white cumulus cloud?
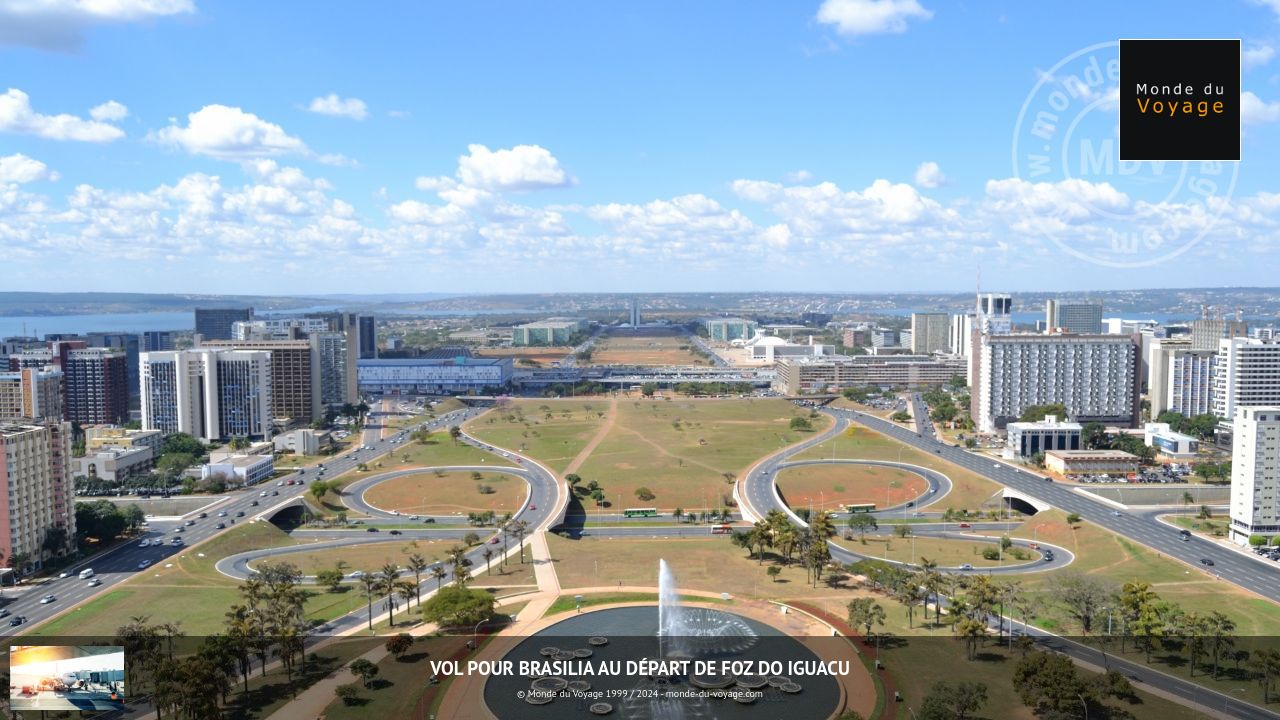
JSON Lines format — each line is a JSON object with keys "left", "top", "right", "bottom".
{"left": 0, "top": 0, "right": 195, "bottom": 51}
{"left": 90, "top": 100, "right": 129, "bottom": 122}
{"left": 0, "top": 154, "right": 59, "bottom": 184}
{"left": 456, "top": 144, "right": 574, "bottom": 192}
{"left": 816, "top": 0, "right": 932, "bottom": 36}
{"left": 152, "top": 105, "right": 308, "bottom": 159}
{"left": 1242, "top": 43, "right": 1275, "bottom": 70}
{"left": 1242, "top": 90, "right": 1280, "bottom": 126}
{"left": 306, "top": 93, "right": 368, "bottom": 120}
{"left": 914, "top": 161, "right": 946, "bottom": 188}
{"left": 0, "top": 88, "right": 125, "bottom": 142}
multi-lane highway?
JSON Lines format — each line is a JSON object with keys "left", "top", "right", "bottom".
{"left": 1, "top": 403, "right": 486, "bottom": 637}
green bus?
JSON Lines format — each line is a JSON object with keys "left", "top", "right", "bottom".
{"left": 623, "top": 507, "right": 658, "bottom": 518}
{"left": 845, "top": 503, "right": 876, "bottom": 514}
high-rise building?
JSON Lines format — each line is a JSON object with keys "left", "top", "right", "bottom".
{"left": 949, "top": 313, "right": 973, "bottom": 357}
{"left": 1147, "top": 339, "right": 1215, "bottom": 419}
{"left": 1213, "top": 337, "right": 1280, "bottom": 423}
{"left": 972, "top": 333, "right": 1140, "bottom": 431}
{"left": 305, "top": 312, "right": 360, "bottom": 404}
{"left": 1191, "top": 317, "right": 1248, "bottom": 351}
{"left": 0, "top": 421, "right": 75, "bottom": 572}
{"left": 358, "top": 315, "right": 377, "bottom": 359}
{"left": 312, "top": 331, "right": 349, "bottom": 407}
{"left": 1229, "top": 406, "right": 1280, "bottom": 545}
{"left": 910, "top": 313, "right": 950, "bottom": 355}
{"left": 195, "top": 307, "right": 254, "bottom": 341}
{"left": 142, "top": 330, "right": 175, "bottom": 352}
{"left": 870, "top": 329, "right": 898, "bottom": 348}
{"left": 0, "top": 368, "right": 63, "bottom": 422}
{"left": 62, "top": 347, "right": 129, "bottom": 425}
{"left": 969, "top": 292, "right": 1014, "bottom": 388}
{"left": 1045, "top": 300, "right": 1104, "bottom": 334}
{"left": 630, "top": 298, "right": 640, "bottom": 327}
{"left": 141, "top": 349, "right": 273, "bottom": 442}
{"left": 200, "top": 339, "right": 319, "bottom": 426}
{"left": 232, "top": 317, "right": 331, "bottom": 341}
{"left": 85, "top": 332, "right": 141, "bottom": 409}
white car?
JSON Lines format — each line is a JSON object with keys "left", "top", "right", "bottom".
{"left": 39, "top": 594, "right": 56, "bottom": 604}
{"left": 138, "top": 539, "right": 150, "bottom": 548}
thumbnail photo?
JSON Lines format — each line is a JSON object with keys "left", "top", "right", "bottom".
{"left": 9, "top": 645, "right": 126, "bottom": 713}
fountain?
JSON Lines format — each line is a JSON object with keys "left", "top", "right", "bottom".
{"left": 657, "top": 558, "right": 689, "bottom": 659}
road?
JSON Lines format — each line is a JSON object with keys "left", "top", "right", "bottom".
{"left": 688, "top": 334, "right": 730, "bottom": 367}
{"left": 1, "top": 402, "right": 485, "bottom": 637}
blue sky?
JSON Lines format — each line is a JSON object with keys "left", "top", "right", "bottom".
{"left": 2, "top": 0, "right": 1279, "bottom": 294}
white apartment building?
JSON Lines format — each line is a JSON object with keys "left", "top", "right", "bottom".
{"left": 1229, "top": 407, "right": 1280, "bottom": 545}
{"left": 0, "top": 422, "right": 75, "bottom": 573}
{"left": 1147, "top": 338, "right": 1215, "bottom": 418}
{"left": 140, "top": 349, "right": 274, "bottom": 442}
{"left": 972, "top": 334, "right": 1139, "bottom": 432}
{"left": 1212, "top": 338, "right": 1280, "bottom": 424}
{"left": 949, "top": 313, "right": 973, "bottom": 358}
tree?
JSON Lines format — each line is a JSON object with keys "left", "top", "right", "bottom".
{"left": 349, "top": 658, "right": 379, "bottom": 688}
{"left": 810, "top": 509, "right": 837, "bottom": 540}
{"left": 309, "top": 480, "right": 333, "bottom": 502}
{"left": 379, "top": 563, "right": 403, "bottom": 626}
{"left": 161, "top": 432, "right": 206, "bottom": 457}
{"left": 421, "top": 585, "right": 497, "bottom": 628}
{"left": 1081, "top": 422, "right": 1108, "bottom": 450}
{"left": 385, "top": 632, "right": 414, "bottom": 660}
{"left": 1012, "top": 651, "right": 1097, "bottom": 717}
{"left": 359, "top": 573, "right": 379, "bottom": 632}
{"left": 1052, "top": 573, "right": 1113, "bottom": 636}
{"left": 635, "top": 487, "right": 656, "bottom": 502}
{"left": 847, "top": 513, "right": 877, "bottom": 543}
{"left": 1249, "top": 647, "right": 1280, "bottom": 704}
{"left": 766, "top": 565, "right": 782, "bottom": 582}
{"left": 335, "top": 683, "right": 361, "bottom": 705}
{"left": 1119, "top": 581, "right": 1162, "bottom": 659}
{"left": 640, "top": 382, "right": 657, "bottom": 397}
{"left": 407, "top": 554, "right": 429, "bottom": 606}
{"left": 316, "top": 568, "right": 345, "bottom": 593}
{"left": 565, "top": 473, "right": 582, "bottom": 488}
{"left": 448, "top": 425, "right": 462, "bottom": 444}
{"left": 789, "top": 416, "right": 813, "bottom": 431}
{"left": 1065, "top": 512, "right": 1081, "bottom": 526}
{"left": 1019, "top": 403, "right": 1069, "bottom": 423}
{"left": 430, "top": 564, "right": 447, "bottom": 591}
{"left": 507, "top": 519, "right": 529, "bottom": 564}
{"left": 918, "top": 681, "right": 988, "bottom": 720}
{"left": 1206, "top": 611, "right": 1237, "bottom": 678}
{"left": 846, "top": 598, "right": 886, "bottom": 641}
{"left": 890, "top": 410, "right": 911, "bottom": 423}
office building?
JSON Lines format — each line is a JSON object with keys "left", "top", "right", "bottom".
{"left": 772, "top": 355, "right": 966, "bottom": 395}
{"left": 75, "top": 446, "right": 155, "bottom": 483}
{"left": 1045, "top": 300, "right": 1104, "bottom": 334}
{"left": 357, "top": 357, "right": 513, "bottom": 394}
{"left": 201, "top": 453, "right": 274, "bottom": 487}
{"left": 630, "top": 298, "right": 641, "bottom": 327}
{"left": 195, "top": 307, "right": 254, "bottom": 341}
{"left": 949, "top": 313, "right": 974, "bottom": 357}
{"left": 870, "top": 329, "right": 898, "bottom": 348}
{"left": 200, "top": 339, "right": 319, "bottom": 426}
{"left": 1229, "top": 406, "right": 1280, "bottom": 545}
{"left": 742, "top": 335, "right": 827, "bottom": 362}
{"left": 972, "top": 333, "right": 1139, "bottom": 432}
{"left": 1043, "top": 449, "right": 1140, "bottom": 478}
{"left": 84, "top": 426, "right": 164, "bottom": 455}
{"left": 975, "top": 293, "right": 1014, "bottom": 334}
{"left": 272, "top": 428, "right": 334, "bottom": 456}
{"left": 842, "top": 328, "right": 869, "bottom": 348}
{"left": 1104, "top": 318, "right": 1160, "bottom": 336}
{"left": 1212, "top": 338, "right": 1280, "bottom": 424}
{"left": 1143, "top": 423, "right": 1200, "bottom": 458}
{"left": 1147, "top": 338, "right": 1215, "bottom": 418}
{"left": 0, "top": 368, "right": 62, "bottom": 421}
{"left": 142, "top": 331, "right": 175, "bottom": 352}
{"left": 1005, "top": 415, "right": 1083, "bottom": 457}
{"left": 232, "top": 317, "right": 330, "bottom": 341}
{"left": 0, "top": 422, "right": 75, "bottom": 572}
{"left": 140, "top": 349, "right": 274, "bottom": 442}
{"left": 1191, "top": 317, "right": 1248, "bottom": 351}
{"left": 304, "top": 312, "right": 360, "bottom": 404}
{"left": 910, "top": 313, "right": 950, "bottom": 354}
{"left": 513, "top": 318, "right": 590, "bottom": 346}
{"left": 358, "top": 315, "right": 377, "bottom": 359}
{"left": 62, "top": 347, "right": 129, "bottom": 425}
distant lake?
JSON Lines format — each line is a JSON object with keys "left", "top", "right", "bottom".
{"left": 0, "top": 311, "right": 194, "bottom": 338}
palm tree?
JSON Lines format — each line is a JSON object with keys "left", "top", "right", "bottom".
{"left": 430, "top": 564, "right": 447, "bottom": 591}
{"left": 508, "top": 520, "right": 530, "bottom": 564}
{"left": 957, "top": 617, "right": 987, "bottom": 660}
{"left": 809, "top": 510, "right": 837, "bottom": 540}
{"left": 395, "top": 580, "right": 417, "bottom": 619}
{"left": 407, "top": 554, "right": 429, "bottom": 607}
{"left": 359, "top": 573, "right": 379, "bottom": 632}
{"left": 895, "top": 574, "right": 926, "bottom": 629}
{"left": 482, "top": 547, "right": 495, "bottom": 575}
{"left": 380, "top": 563, "right": 402, "bottom": 626}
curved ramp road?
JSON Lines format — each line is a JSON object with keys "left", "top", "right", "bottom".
{"left": 771, "top": 458, "right": 953, "bottom": 515}
{"left": 343, "top": 465, "right": 533, "bottom": 520}
{"left": 0, "top": 405, "right": 486, "bottom": 638}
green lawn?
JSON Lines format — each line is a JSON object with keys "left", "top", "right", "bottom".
{"left": 467, "top": 399, "right": 610, "bottom": 474}
{"left": 572, "top": 398, "right": 829, "bottom": 511}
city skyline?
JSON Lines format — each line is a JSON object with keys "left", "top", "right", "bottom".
{"left": 3, "top": 1, "right": 1280, "bottom": 293}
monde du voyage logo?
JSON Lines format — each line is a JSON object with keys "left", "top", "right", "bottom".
{"left": 1120, "top": 39, "right": 1240, "bottom": 161}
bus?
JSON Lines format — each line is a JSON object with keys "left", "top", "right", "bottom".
{"left": 710, "top": 524, "right": 733, "bottom": 535}
{"left": 845, "top": 503, "right": 876, "bottom": 514}
{"left": 623, "top": 507, "right": 658, "bottom": 518}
